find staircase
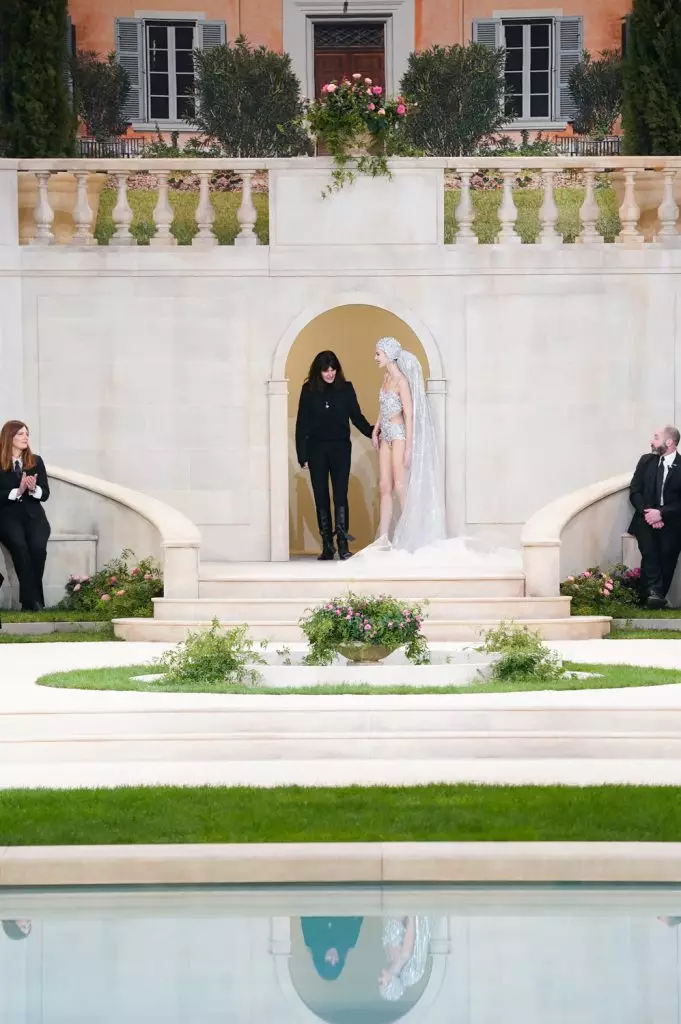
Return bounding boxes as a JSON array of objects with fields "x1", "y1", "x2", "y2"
[{"x1": 113, "y1": 560, "x2": 610, "y2": 642}]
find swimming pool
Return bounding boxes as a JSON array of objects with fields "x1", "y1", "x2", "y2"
[{"x1": 2, "y1": 884, "x2": 681, "y2": 1022}]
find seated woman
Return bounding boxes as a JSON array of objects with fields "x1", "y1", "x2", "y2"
[{"x1": 0, "y1": 421, "x2": 51, "y2": 611}]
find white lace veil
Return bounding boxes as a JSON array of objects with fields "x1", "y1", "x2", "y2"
[{"x1": 376, "y1": 337, "x2": 446, "y2": 552}]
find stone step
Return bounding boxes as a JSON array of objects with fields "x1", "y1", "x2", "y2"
[
  {"x1": 153, "y1": 596, "x2": 570, "y2": 623},
  {"x1": 113, "y1": 616, "x2": 610, "y2": 642},
  {"x1": 198, "y1": 574, "x2": 526, "y2": 599}
]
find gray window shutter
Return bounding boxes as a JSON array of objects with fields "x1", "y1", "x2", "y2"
[
  {"x1": 198, "y1": 21, "x2": 226, "y2": 50},
  {"x1": 555, "y1": 16, "x2": 583, "y2": 121},
  {"x1": 116, "y1": 17, "x2": 145, "y2": 122},
  {"x1": 472, "y1": 19, "x2": 503, "y2": 49}
]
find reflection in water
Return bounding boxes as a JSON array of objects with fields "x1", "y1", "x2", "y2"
[{"x1": 3, "y1": 888, "x2": 681, "y2": 1022}]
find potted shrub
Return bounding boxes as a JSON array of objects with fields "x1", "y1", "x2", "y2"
[
  {"x1": 305, "y1": 75, "x2": 410, "y2": 194},
  {"x1": 299, "y1": 593, "x2": 429, "y2": 665}
]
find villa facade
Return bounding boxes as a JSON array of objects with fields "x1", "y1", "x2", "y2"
[{"x1": 65, "y1": 0, "x2": 632, "y2": 135}]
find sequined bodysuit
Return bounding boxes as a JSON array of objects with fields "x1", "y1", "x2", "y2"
[{"x1": 379, "y1": 388, "x2": 407, "y2": 445}]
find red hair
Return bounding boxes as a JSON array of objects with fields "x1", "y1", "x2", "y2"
[{"x1": 0, "y1": 421, "x2": 36, "y2": 472}]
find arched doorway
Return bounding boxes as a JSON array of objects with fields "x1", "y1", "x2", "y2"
[
  {"x1": 286, "y1": 305, "x2": 430, "y2": 556},
  {"x1": 268, "y1": 293, "x2": 445, "y2": 561}
]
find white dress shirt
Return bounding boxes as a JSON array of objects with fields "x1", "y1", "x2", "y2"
[
  {"x1": 8, "y1": 456, "x2": 43, "y2": 502},
  {"x1": 659, "y1": 449, "x2": 677, "y2": 506}
]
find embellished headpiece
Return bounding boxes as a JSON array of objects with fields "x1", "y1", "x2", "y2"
[{"x1": 376, "y1": 336, "x2": 402, "y2": 362}]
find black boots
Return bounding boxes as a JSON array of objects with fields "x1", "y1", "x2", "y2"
[
  {"x1": 335, "y1": 507, "x2": 353, "y2": 561},
  {"x1": 317, "y1": 511, "x2": 335, "y2": 561}
]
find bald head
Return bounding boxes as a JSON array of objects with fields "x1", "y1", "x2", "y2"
[{"x1": 651, "y1": 426, "x2": 680, "y2": 456}]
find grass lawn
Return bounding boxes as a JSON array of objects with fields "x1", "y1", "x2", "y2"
[
  {"x1": 609, "y1": 629, "x2": 681, "y2": 640},
  {"x1": 0, "y1": 631, "x2": 115, "y2": 644},
  {"x1": 1, "y1": 609, "x2": 108, "y2": 622},
  {"x1": 36, "y1": 660, "x2": 681, "y2": 695},
  {"x1": 3, "y1": 785, "x2": 681, "y2": 844},
  {"x1": 93, "y1": 185, "x2": 620, "y2": 247}
]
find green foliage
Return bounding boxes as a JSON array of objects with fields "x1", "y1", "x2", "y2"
[
  {"x1": 622, "y1": 0, "x2": 681, "y2": 155},
  {"x1": 60, "y1": 548, "x2": 163, "y2": 619},
  {"x1": 479, "y1": 622, "x2": 562, "y2": 682},
  {"x1": 191, "y1": 35, "x2": 309, "y2": 157},
  {"x1": 0, "y1": 0, "x2": 75, "y2": 156},
  {"x1": 400, "y1": 43, "x2": 506, "y2": 156},
  {"x1": 157, "y1": 618, "x2": 265, "y2": 685},
  {"x1": 478, "y1": 130, "x2": 558, "y2": 157},
  {"x1": 72, "y1": 50, "x2": 130, "y2": 141},
  {"x1": 299, "y1": 593, "x2": 430, "y2": 666},
  {"x1": 560, "y1": 565, "x2": 641, "y2": 615},
  {"x1": 568, "y1": 50, "x2": 623, "y2": 138},
  {"x1": 306, "y1": 74, "x2": 412, "y2": 194}
]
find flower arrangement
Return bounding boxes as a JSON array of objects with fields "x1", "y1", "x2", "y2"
[
  {"x1": 299, "y1": 593, "x2": 430, "y2": 665},
  {"x1": 305, "y1": 73, "x2": 412, "y2": 195},
  {"x1": 560, "y1": 563, "x2": 642, "y2": 615},
  {"x1": 61, "y1": 548, "x2": 163, "y2": 619}
]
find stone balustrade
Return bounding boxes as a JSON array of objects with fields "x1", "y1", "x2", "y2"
[{"x1": 3, "y1": 155, "x2": 681, "y2": 249}]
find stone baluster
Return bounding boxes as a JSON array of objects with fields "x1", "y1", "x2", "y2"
[
  {"x1": 235, "y1": 171, "x2": 258, "y2": 246},
  {"x1": 577, "y1": 168, "x2": 604, "y2": 245},
  {"x1": 538, "y1": 169, "x2": 560, "y2": 246},
  {"x1": 71, "y1": 170, "x2": 95, "y2": 245},
  {"x1": 192, "y1": 170, "x2": 216, "y2": 248},
  {"x1": 655, "y1": 169, "x2": 680, "y2": 245},
  {"x1": 617, "y1": 168, "x2": 643, "y2": 246},
  {"x1": 150, "y1": 170, "x2": 176, "y2": 247},
  {"x1": 455, "y1": 169, "x2": 477, "y2": 245},
  {"x1": 30, "y1": 171, "x2": 55, "y2": 246},
  {"x1": 498, "y1": 170, "x2": 521, "y2": 244},
  {"x1": 111, "y1": 172, "x2": 135, "y2": 246}
]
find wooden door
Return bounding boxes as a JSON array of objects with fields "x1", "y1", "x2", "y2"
[{"x1": 314, "y1": 50, "x2": 385, "y2": 95}]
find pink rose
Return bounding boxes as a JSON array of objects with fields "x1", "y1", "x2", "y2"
[
  {"x1": 352, "y1": 73, "x2": 361, "y2": 79},
  {"x1": 364, "y1": 623, "x2": 371, "y2": 631},
  {"x1": 73, "y1": 583, "x2": 81, "y2": 592},
  {"x1": 566, "y1": 576, "x2": 575, "y2": 582},
  {"x1": 582, "y1": 571, "x2": 591, "y2": 578},
  {"x1": 110, "y1": 576, "x2": 117, "y2": 584},
  {"x1": 605, "y1": 581, "x2": 614, "y2": 591},
  {"x1": 101, "y1": 594, "x2": 111, "y2": 602},
  {"x1": 131, "y1": 567, "x2": 139, "y2": 576},
  {"x1": 144, "y1": 573, "x2": 153, "y2": 580},
  {"x1": 602, "y1": 589, "x2": 610, "y2": 597},
  {"x1": 364, "y1": 78, "x2": 372, "y2": 84},
  {"x1": 326, "y1": 83, "x2": 337, "y2": 93},
  {"x1": 396, "y1": 103, "x2": 406, "y2": 115},
  {"x1": 82, "y1": 576, "x2": 89, "y2": 583},
  {"x1": 336, "y1": 609, "x2": 342, "y2": 615},
  {"x1": 116, "y1": 589, "x2": 125, "y2": 597},
  {"x1": 372, "y1": 85, "x2": 383, "y2": 95},
  {"x1": 377, "y1": 109, "x2": 386, "y2": 116},
  {"x1": 367, "y1": 102, "x2": 375, "y2": 111}
]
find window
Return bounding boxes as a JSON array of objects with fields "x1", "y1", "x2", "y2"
[
  {"x1": 116, "y1": 17, "x2": 225, "y2": 124},
  {"x1": 473, "y1": 15, "x2": 582, "y2": 123},
  {"x1": 147, "y1": 21, "x2": 195, "y2": 122}
]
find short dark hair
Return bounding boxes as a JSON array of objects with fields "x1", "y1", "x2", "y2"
[
  {"x1": 664, "y1": 425, "x2": 681, "y2": 447},
  {"x1": 305, "y1": 351, "x2": 347, "y2": 392}
]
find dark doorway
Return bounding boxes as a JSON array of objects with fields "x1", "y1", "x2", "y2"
[{"x1": 313, "y1": 21, "x2": 386, "y2": 96}]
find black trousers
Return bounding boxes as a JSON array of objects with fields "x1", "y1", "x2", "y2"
[
  {"x1": 631, "y1": 516, "x2": 681, "y2": 598},
  {"x1": 0, "y1": 508, "x2": 51, "y2": 608},
  {"x1": 307, "y1": 440, "x2": 351, "y2": 533}
]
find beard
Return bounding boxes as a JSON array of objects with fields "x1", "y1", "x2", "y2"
[{"x1": 652, "y1": 443, "x2": 667, "y2": 455}]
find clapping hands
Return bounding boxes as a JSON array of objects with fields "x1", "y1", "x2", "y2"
[{"x1": 19, "y1": 472, "x2": 36, "y2": 496}]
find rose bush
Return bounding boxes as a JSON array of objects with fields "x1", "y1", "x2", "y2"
[
  {"x1": 61, "y1": 548, "x2": 163, "y2": 619},
  {"x1": 560, "y1": 564, "x2": 641, "y2": 615}
]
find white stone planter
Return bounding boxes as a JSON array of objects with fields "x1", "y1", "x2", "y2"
[{"x1": 268, "y1": 161, "x2": 444, "y2": 247}]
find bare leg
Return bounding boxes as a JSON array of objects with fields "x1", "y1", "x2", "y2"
[
  {"x1": 391, "y1": 440, "x2": 407, "y2": 522},
  {"x1": 378, "y1": 440, "x2": 394, "y2": 537}
]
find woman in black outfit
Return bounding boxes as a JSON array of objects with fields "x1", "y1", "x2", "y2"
[
  {"x1": 296, "y1": 351, "x2": 374, "y2": 560},
  {"x1": 0, "y1": 420, "x2": 51, "y2": 610}
]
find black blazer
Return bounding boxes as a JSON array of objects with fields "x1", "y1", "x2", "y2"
[
  {"x1": 295, "y1": 381, "x2": 373, "y2": 466},
  {"x1": 629, "y1": 451, "x2": 681, "y2": 531},
  {"x1": 0, "y1": 455, "x2": 50, "y2": 523}
]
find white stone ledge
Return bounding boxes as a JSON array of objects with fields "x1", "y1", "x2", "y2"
[{"x1": 2, "y1": 842, "x2": 681, "y2": 886}]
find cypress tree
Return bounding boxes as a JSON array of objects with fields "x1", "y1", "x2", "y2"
[
  {"x1": 0, "y1": 0, "x2": 75, "y2": 157},
  {"x1": 622, "y1": 0, "x2": 681, "y2": 155}
]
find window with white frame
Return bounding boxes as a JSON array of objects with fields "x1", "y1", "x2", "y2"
[
  {"x1": 116, "y1": 17, "x2": 225, "y2": 125},
  {"x1": 473, "y1": 15, "x2": 582, "y2": 123}
]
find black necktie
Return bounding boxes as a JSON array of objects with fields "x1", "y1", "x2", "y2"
[
  {"x1": 13, "y1": 460, "x2": 20, "y2": 479},
  {"x1": 656, "y1": 457, "x2": 665, "y2": 506}
]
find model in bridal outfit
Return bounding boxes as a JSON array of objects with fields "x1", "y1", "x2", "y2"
[{"x1": 352, "y1": 336, "x2": 521, "y2": 570}]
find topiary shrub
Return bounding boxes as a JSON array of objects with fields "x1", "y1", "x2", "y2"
[
  {"x1": 72, "y1": 50, "x2": 130, "y2": 142},
  {"x1": 191, "y1": 35, "x2": 310, "y2": 157},
  {"x1": 568, "y1": 49, "x2": 623, "y2": 139},
  {"x1": 0, "y1": 0, "x2": 75, "y2": 156},
  {"x1": 622, "y1": 0, "x2": 681, "y2": 155},
  {"x1": 400, "y1": 43, "x2": 506, "y2": 156}
]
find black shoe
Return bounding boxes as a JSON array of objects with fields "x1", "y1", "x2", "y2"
[
  {"x1": 335, "y1": 506, "x2": 353, "y2": 561},
  {"x1": 317, "y1": 511, "x2": 335, "y2": 561},
  {"x1": 21, "y1": 601, "x2": 44, "y2": 612},
  {"x1": 646, "y1": 592, "x2": 668, "y2": 610}
]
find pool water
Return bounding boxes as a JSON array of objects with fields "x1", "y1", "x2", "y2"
[{"x1": 2, "y1": 884, "x2": 681, "y2": 1022}]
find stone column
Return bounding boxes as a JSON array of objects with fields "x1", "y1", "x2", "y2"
[
  {"x1": 268, "y1": 379, "x2": 290, "y2": 561},
  {"x1": 427, "y1": 377, "x2": 447, "y2": 514}
]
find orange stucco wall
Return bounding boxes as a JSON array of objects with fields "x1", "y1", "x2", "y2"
[{"x1": 69, "y1": 0, "x2": 629, "y2": 56}]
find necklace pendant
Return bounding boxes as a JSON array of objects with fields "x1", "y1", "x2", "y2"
[{"x1": 325, "y1": 402, "x2": 329, "y2": 409}]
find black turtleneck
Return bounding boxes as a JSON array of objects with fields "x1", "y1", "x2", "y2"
[{"x1": 295, "y1": 381, "x2": 373, "y2": 466}]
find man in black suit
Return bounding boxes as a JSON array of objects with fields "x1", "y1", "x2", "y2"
[{"x1": 629, "y1": 425, "x2": 681, "y2": 609}]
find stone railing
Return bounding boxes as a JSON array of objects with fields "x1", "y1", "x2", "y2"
[{"x1": 3, "y1": 155, "x2": 681, "y2": 249}]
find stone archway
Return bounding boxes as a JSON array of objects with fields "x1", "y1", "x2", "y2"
[{"x1": 268, "y1": 292, "x2": 445, "y2": 560}]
